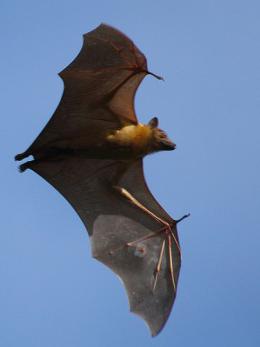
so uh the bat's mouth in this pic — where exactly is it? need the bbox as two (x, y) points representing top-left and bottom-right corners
(161, 141), (176, 151)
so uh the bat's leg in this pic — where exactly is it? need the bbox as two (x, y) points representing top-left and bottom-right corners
(153, 239), (166, 291)
(167, 235), (176, 292)
(18, 159), (41, 172)
(115, 186), (181, 255)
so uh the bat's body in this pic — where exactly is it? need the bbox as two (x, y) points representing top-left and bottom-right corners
(17, 119), (175, 166)
(15, 24), (187, 336)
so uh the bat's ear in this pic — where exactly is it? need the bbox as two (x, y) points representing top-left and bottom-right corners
(148, 117), (158, 128)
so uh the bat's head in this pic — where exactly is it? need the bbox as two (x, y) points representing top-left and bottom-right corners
(148, 117), (176, 152)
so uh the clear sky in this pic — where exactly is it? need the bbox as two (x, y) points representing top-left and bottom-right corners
(1, 0), (260, 346)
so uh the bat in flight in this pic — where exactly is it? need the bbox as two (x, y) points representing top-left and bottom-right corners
(15, 24), (189, 336)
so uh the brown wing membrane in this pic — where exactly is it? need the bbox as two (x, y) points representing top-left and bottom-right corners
(15, 24), (182, 335)
(23, 24), (148, 157)
(28, 158), (181, 336)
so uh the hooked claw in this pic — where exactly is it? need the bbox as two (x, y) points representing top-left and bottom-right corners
(176, 213), (190, 224)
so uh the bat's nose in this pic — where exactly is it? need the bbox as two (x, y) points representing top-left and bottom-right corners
(162, 141), (176, 151)
(168, 143), (176, 150)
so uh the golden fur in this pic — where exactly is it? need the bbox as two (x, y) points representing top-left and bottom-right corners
(107, 124), (153, 151)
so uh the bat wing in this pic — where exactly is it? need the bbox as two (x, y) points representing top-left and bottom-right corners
(24, 24), (148, 157)
(29, 158), (181, 336)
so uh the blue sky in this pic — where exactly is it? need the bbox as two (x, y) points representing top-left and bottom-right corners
(1, 0), (260, 346)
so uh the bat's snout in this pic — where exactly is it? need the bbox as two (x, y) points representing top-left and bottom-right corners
(153, 127), (176, 152)
(166, 141), (176, 150)
(161, 139), (176, 151)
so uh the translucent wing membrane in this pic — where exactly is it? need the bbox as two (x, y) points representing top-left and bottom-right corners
(28, 157), (180, 336)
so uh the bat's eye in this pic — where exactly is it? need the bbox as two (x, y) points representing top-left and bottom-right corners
(156, 129), (167, 139)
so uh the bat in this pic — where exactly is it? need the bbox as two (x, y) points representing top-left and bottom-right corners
(15, 24), (189, 336)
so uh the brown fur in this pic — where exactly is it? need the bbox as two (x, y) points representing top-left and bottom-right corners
(107, 122), (175, 156)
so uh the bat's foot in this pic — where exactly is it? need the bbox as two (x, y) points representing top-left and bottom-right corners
(18, 160), (33, 172)
(15, 151), (30, 161)
(17, 158), (44, 172)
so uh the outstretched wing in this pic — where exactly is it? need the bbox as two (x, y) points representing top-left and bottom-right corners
(25, 24), (148, 156)
(28, 158), (181, 336)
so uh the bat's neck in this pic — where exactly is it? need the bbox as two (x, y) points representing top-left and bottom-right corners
(107, 123), (154, 156)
